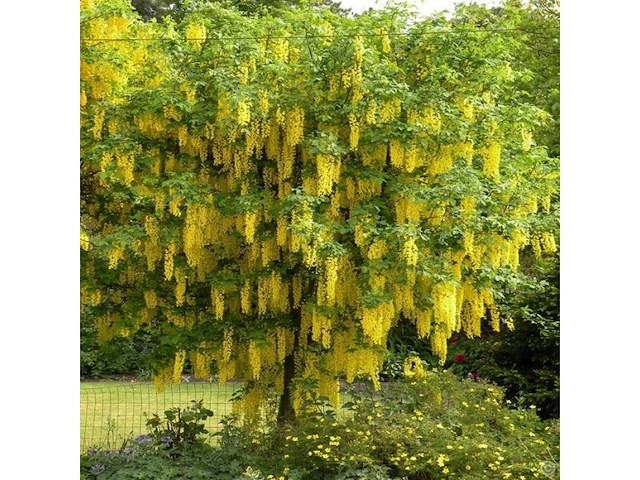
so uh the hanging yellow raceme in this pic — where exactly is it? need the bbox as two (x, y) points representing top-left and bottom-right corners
(185, 22), (206, 51)
(481, 140), (502, 181)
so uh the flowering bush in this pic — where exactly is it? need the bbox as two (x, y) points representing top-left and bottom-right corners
(202, 370), (559, 479)
(81, 372), (559, 479)
(275, 372), (558, 479)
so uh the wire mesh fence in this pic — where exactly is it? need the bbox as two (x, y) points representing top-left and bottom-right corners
(80, 380), (243, 452)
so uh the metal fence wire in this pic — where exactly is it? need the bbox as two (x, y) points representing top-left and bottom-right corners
(80, 381), (243, 452)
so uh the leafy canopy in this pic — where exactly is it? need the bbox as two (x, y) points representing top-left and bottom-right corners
(80, 0), (558, 420)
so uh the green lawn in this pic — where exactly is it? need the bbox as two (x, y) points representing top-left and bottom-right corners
(80, 381), (242, 452)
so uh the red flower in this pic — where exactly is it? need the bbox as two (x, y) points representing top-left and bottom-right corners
(454, 354), (466, 363)
(449, 335), (459, 345)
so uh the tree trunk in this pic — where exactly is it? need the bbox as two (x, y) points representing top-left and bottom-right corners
(277, 348), (297, 424)
(277, 309), (301, 424)
(277, 279), (307, 425)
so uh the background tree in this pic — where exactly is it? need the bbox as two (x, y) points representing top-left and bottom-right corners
(130, 0), (189, 21)
(130, 0), (351, 21)
(80, 0), (558, 422)
(81, 312), (155, 378)
(450, 0), (560, 156)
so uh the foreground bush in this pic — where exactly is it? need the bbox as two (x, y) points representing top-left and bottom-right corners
(81, 370), (559, 479)
(243, 369), (559, 479)
(81, 370), (559, 480)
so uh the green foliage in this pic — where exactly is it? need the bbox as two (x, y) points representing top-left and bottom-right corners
(80, 314), (154, 378)
(381, 322), (437, 381)
(145, 399), (214, 451)
(451, 0), (560, 157)
(130, 0), (186, 21)
(130, 0), (350, 22)
(81, 442), (238, 479)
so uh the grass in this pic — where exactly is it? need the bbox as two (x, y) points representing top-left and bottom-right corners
(80, 380), (243, 452)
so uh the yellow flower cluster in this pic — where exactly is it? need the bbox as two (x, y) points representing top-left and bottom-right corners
(460, 196), (476, 219)
(378, 98), (402, 123)
(316, 154), (341, 196)
(191, 347), (214, 379)
(80, 229), (91, 251)
(175, 267), (187, 305)
(136, 113), (168, 139)
(367, 239), (387, 260)
(360, 301), (395, 345)
(222, 328), (233, 362)
(324, 257), (339, 306)
(168, 192), (183, 217)
(144, 290), (157, 309)
(353, 34), (365, 64)
(403, 355), (426, 379)
(521, 128), (533, 151)
(244, 211), (258, 244)
(309, 309), (332, 348)
(89, 290), (102, 306)
(108, 244), (125, 269)
(211, 287), (225, 320)
(481, 140), (502, 180)
(454, 96), (475, 121)
(427, 145), (454, 176)
(185, 23), (206, 50)
(115, 150), (135, 186)
(379, 28), (392, 54)
(455, 141), (475, 165)
(402, 237), (418, 266)
(415, 308), (433, 338)
(240, 280), (252, 314)
(172, 350), (187, 383)
(163, 241), (177, 280)
(237, 99), (251, 126)
(395, 197), (424, 223)
(153, 365), (173, 392)
(541, 232), (557, 253)
(248, 340), (262, 379)
(271, 37), (290, 62)
(91, 110), (105, 140)
(420, 107), (442, 134)
(348, 113), (360, 150)
(285, 107), (305, 146)
(432, 282), (458, 337)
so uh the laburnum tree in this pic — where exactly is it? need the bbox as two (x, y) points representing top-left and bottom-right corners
(80, 0), (559, 422)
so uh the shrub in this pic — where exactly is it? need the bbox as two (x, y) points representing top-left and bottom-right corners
(80, 314), (155, 379)
(206, 371), (559, 479)
(81, 372), (559, 479)
(145, 399), (214, 452)
(80, 442), (238, 480)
